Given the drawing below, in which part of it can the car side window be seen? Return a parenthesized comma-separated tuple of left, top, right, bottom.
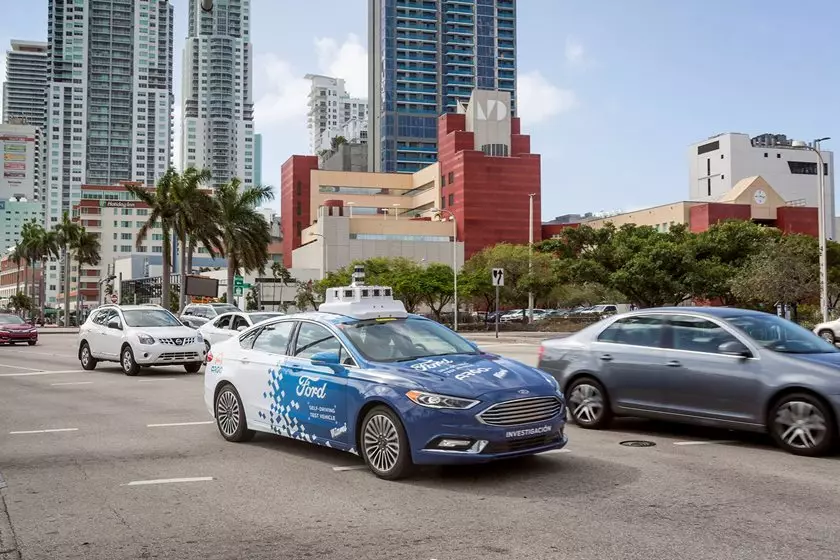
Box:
(598, 315, 665, 348)
(294, 322, 345, 360)
(92, 310, 106, 326)
(105, 310, 121, 328)
(668, 315, 739, 354)
(251, 321, 295, 354)
(214, 315, 232, 329)
(231, 315, 250, 331)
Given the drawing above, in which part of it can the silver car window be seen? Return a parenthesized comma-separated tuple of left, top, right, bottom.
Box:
(598, 315, 665, 348)
(668, 315, 739, 354)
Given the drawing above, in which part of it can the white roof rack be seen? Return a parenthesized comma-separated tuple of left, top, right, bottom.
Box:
(317, 265, 408, 320)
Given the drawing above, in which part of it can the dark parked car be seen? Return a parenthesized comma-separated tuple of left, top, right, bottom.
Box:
(538, 307, 840, 456)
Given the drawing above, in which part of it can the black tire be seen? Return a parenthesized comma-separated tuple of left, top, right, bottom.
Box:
(27, 341, 36, 346)
(818, 329, 836, 345)
(214, 384, 255, 443)
(768, 393, 836, 457)
(184, 362, 202, 374)
(79, 342, 97, 370)
(359, 405, 414, 480)
(120, 345, 140, 376)
(566, 377, 613, 429)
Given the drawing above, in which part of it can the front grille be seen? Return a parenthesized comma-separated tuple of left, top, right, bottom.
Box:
(483, 432, 562, 454)
(159, 352, 199, 361)
(477, 396, 563, 427)
(159, 337, 196, 346)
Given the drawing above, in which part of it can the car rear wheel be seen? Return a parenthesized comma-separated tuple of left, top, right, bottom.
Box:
(121, 345, 140, 376)
(360, 406, 414, 480)
(769, 393, 836, 456)
(215, 384, 254, 442)
(184, 362, 202, 374)
(567, 377, 613, 429)
(79, 342, 97, 370)
(818, 330, 836, 345)
(27, 341, 36, 346)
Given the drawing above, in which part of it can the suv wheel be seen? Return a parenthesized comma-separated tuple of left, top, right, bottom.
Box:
(819, 329, 836, 345)
(79, 342, 97, 370)
(121, 345, 140, 376)
(184, 362, 202, 374)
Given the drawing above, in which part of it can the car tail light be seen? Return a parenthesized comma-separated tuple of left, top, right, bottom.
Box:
(206, 351, 213, 363)
(537, 345, 545, 363)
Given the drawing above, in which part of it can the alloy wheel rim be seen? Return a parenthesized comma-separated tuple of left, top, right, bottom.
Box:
(775, 400, 827, 449)
(569, 383, 603, 424)
(81, 347, 90, 365)
(821, 332, 834, 343)
(216, 391, 240, 437)
(122, 350, 132, 371)
(363, 414, 400, 473)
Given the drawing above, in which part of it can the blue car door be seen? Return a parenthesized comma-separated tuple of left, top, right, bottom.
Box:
(282, 321, 351, 448)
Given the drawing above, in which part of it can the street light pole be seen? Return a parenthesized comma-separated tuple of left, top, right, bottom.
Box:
(310, 232, 327, 280)
(527, 193, 536, 324)
(793, 138, 830, 323)
(431, 208, 458, 331)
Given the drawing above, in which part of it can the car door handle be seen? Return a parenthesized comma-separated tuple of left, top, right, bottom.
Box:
(240, 356, 249, 363)
(599, 354, 613, 362)
(666, 360, 681, 367)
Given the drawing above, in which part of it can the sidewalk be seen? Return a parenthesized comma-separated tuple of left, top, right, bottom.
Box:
(37, 327, 78, 334)
(465, 331, 570, 344)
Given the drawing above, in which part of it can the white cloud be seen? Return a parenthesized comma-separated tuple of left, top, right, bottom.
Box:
(253, 53, 311, 126)
(517, 71, 577, 126)
(564, 37, 585, 66)
(313, 33, 368, 98)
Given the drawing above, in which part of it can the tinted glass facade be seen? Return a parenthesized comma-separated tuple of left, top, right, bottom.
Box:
(373, 0, 516, 173)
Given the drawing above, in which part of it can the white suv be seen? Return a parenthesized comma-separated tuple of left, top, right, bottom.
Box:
(78, 304, 206, 376)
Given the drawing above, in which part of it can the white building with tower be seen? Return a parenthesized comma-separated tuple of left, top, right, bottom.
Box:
(688, 132, 835, 238)
(2, 40, 48, 128)
(181, 0, 255, 188)
(305, 74, 368, 154)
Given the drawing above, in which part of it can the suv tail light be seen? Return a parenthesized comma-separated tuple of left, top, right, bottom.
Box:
(206, 351, 213, 363)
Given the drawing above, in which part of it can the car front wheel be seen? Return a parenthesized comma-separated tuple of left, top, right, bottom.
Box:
(215, 384, 254, 442)
(79, 342, 97, 370)
(566, 377, 613, 429)
(819, 329, 836, 345)
(360, 406, 414, 480)
(121, 345, 140, 376)
(184, 362, 202, 374)
(769, 393, 836, 456)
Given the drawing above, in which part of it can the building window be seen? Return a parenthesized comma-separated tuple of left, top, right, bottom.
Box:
(777, 153, 781, 158)
(788, 161, 830, 176)
(448, 171, 454, 183)
(296, 181, 301, 195)
(296, 222, 302, 238)
(296, 202, 301, 216)
(441, 175, 445, 186)
(721, 175, 725, 180)
(448, 194, 454, 206)
(441, 196, 445, 209)
(764, 153, 768, 158)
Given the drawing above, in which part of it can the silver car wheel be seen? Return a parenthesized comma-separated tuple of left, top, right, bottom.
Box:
(774, 400, 827, 449)
(216, 390, 240, 437)
(569, 383, 604, 424)
(363, 414, 400, 474)
(820, 331, 835, 344)
(81, 346, 91, 366)
(122, 349, 133, 371)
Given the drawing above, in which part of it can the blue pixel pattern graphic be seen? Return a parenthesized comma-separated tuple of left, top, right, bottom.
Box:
(258, 365, 319, 445)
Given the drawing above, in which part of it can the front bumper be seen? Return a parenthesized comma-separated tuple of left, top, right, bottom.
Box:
(134, 342, 206, 365)
(0, 331, 38, 343)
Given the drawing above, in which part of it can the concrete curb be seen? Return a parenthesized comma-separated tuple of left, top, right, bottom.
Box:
(467, 333, 570, 344)
(0, 478, 21, 560)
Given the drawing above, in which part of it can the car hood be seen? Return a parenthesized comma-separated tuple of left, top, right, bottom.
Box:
(373, 353, 557, 398)
(0, 323, 34, 330)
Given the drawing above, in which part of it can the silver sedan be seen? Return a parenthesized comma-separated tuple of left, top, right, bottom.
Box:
(538, 307, 840, 456)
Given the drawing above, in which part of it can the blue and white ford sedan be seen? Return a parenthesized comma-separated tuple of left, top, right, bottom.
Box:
(204, 274, 567, 479)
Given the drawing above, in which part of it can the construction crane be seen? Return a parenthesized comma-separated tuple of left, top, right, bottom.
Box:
(201, 0, 213, 12)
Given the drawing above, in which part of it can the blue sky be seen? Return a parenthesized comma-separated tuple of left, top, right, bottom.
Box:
(1, 0, 838, 219)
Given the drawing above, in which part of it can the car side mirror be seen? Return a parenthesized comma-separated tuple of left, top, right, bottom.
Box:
(719, 340, 751, 358)
(107, 318, 122, 330)
(311, 350, 342, 369)
(237, 325, 247, 332)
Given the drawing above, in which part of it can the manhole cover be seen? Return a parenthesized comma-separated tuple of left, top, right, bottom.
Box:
(619, 440, 656, 448)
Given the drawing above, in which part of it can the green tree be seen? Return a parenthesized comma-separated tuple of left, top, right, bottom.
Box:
(418, 263, 454, 322)
(7, 244, 23, 297)
(73, 228, 101, 318)
(330, 135, 348, 151)
(28, 226, 59, 323)
(213, 179, 274, 304)
(270, 261, 294, 311)
(245, 287, 259, 311)
(53, 211, 81, 325)
(295, 280, 319, 311)
(126, 169, 180, 312)
(731, 234, 818, 309)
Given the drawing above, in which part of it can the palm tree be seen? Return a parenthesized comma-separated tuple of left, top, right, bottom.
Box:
(31, 228, 59, 324)
(73, 228, 101, 320)
(53, 211, 81, 327)
(271, 261, 293, 311)
(172, 167, 221, 312)
(125, 168, 180, 312)
(18, 220, 39, 302)
(213, 179, 274, 304)
(7, 245, 23, 316)
(20, 223, 58, 322)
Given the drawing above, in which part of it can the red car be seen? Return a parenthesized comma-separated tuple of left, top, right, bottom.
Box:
(0, 314, 38, 345)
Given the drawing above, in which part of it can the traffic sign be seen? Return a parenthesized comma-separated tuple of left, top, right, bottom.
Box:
(110, 293, 118, 304)
(233, 286, 244, 297)
(491, 268, 505, 287)
(234, 275, 244, 287)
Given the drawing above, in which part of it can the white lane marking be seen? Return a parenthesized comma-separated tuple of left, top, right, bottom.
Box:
(147, 421, 214, 428)
(122, 477, 214, 487)
(137, 378, 178, 383)
(10, 428, 79, 435)
(332, 465, 367, 472)
(541, 449, 571, 455)
(51, 381, 94, 386)
(673, 440, 738, 446)
(0, 363, 47, 372)
(0, 369, 85, 377)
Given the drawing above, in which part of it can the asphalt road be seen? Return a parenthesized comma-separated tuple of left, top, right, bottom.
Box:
(1, 335, 840, 559)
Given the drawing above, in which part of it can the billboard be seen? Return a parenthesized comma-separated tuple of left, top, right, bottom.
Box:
(3, 154, 25, 161)
(4, 163, 25, 170)
(185, 275, 220, 297)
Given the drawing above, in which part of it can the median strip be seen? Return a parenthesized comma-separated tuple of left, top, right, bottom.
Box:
(122, 477, 214, 487)
(146, 421, 214, 428)
(9, 428, 79, 435)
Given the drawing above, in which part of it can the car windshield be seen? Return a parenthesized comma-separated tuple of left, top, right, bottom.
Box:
(340, 318, 478, 363)
(212, 305, 239, 314)
(248, 312, 283, 324)
(727, 314, 838, 354)
(123, 309, 182, 328)
(0, 314, 25, 325)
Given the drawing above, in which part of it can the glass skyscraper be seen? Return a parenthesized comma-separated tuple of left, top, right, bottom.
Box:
(368, 0, 517, 173)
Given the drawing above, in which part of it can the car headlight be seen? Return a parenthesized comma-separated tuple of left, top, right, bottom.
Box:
(195, 332, 203, 343)
(406, 390, 479, 410)
(137, 333, 155, 345)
